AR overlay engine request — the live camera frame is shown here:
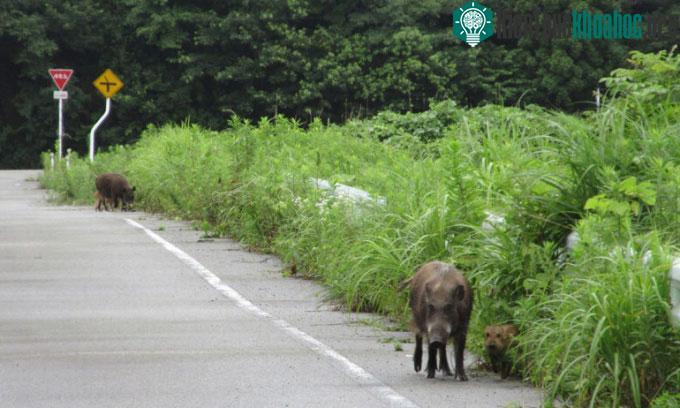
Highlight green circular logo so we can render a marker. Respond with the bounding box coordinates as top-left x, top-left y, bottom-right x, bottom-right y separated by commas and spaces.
453, 2, 494, 47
